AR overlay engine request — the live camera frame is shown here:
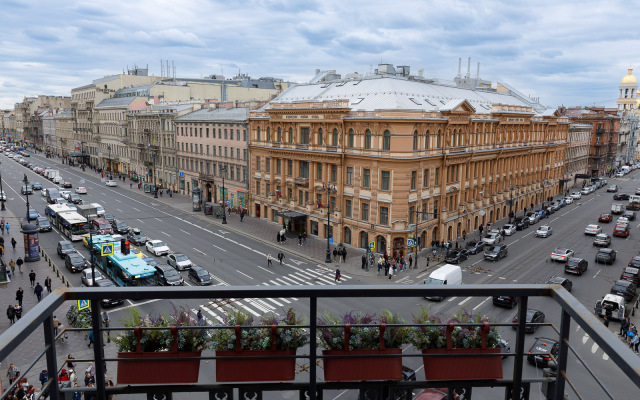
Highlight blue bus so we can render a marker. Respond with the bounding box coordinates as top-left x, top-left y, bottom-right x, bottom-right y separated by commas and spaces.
90, 235, 156, 287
